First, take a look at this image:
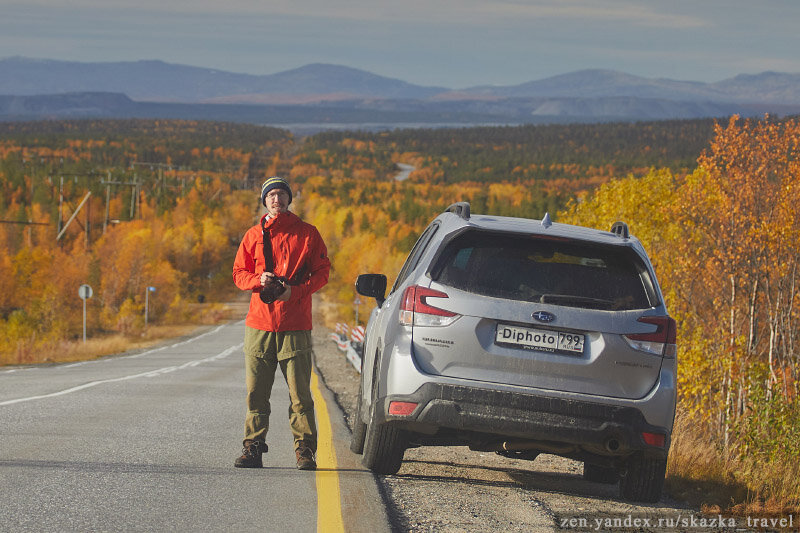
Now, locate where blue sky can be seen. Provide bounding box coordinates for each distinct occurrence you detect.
[2,0,799,88]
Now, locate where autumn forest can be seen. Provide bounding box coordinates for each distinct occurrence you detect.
[1,115,799,511]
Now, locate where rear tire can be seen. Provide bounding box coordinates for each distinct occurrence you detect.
[583,462,619,484]
[362,418,407,474]
[619,453,667,502]
[360,351,407,474]
[349,381,367,454]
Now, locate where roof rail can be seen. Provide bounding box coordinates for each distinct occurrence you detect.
[445,202,471,220]
[610,221,629,239]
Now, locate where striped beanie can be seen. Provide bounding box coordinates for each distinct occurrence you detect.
[260,176,292,206]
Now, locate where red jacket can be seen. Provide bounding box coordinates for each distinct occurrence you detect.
[233,211,330,332]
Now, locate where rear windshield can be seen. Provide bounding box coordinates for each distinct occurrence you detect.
[430,230,658,310]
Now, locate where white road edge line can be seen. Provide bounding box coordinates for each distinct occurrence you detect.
[124,323,231,359]
[0,343,243,406]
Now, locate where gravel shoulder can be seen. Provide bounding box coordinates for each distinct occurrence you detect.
[311,316,700,533]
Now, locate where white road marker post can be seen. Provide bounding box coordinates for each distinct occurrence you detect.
[145,286,156,328]
[78,284,93,343]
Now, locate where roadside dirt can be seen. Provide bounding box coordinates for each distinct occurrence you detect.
[311,321,703,532]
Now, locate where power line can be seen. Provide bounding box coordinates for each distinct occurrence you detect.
[0,220,51,226]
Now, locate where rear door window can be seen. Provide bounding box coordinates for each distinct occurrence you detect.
[430,230,657,310]
[390,223,440,295]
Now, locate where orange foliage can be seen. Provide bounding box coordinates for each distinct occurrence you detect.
[559,117,800,496]
[0,120,287,362]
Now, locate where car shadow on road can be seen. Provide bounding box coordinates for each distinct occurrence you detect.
[394,457,677,508]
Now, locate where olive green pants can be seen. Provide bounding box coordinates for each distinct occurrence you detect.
[243,327,317,452]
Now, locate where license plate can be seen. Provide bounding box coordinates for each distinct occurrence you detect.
[495,323,584,354]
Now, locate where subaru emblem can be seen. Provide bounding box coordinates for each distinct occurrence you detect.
[532,311,555,323]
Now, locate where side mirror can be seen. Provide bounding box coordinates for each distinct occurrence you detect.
[356,274,387,307]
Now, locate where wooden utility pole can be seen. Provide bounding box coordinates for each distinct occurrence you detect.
[55,172,102,245]
[85,190,90,250]
[104,171,111,234]
[56,192,92,241]
[130,175,137,219]
[131,161,175,199]
[57,176,64,237]
[101,174,138,232]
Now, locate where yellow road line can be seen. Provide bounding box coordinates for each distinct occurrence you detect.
[311,370,345,533]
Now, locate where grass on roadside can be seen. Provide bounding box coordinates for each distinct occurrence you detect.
[0,301,247,367]
[666,412,800,517]
[1,325,202,367]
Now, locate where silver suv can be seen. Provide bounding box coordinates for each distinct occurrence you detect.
[350,202,676,503]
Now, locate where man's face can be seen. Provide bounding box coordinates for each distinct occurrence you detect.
[265,188,290,216]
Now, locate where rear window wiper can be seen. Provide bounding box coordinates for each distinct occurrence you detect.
[537,294,615,309]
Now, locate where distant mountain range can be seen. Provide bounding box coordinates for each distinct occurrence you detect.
[0,57,448,103]
[1,57,799,130]
[452,70,800,104]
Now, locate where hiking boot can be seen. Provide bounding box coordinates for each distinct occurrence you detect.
[234,439,268,468]
[295,442,316,471]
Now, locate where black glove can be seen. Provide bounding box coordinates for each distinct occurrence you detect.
[259,276,288,304]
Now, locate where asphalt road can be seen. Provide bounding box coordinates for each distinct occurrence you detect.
[1,315,703,533]
[0,322,388,533]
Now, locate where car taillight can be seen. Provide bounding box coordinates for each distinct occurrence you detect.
[388,401,419,416]
[399,285,459,327]
[641,431,666,447]
[623,316,677,357]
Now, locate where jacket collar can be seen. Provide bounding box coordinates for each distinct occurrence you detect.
[261,210,299,231]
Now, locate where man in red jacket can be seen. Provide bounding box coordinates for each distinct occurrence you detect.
[232,176,330,470]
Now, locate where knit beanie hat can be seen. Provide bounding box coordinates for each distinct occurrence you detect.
[260,176,292,206]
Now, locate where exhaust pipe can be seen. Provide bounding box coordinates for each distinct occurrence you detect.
[500,440,576,454]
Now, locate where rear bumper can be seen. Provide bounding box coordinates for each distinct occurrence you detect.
[376,382,671,456]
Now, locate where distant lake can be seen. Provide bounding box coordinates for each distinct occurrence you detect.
[270,122,518,135]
